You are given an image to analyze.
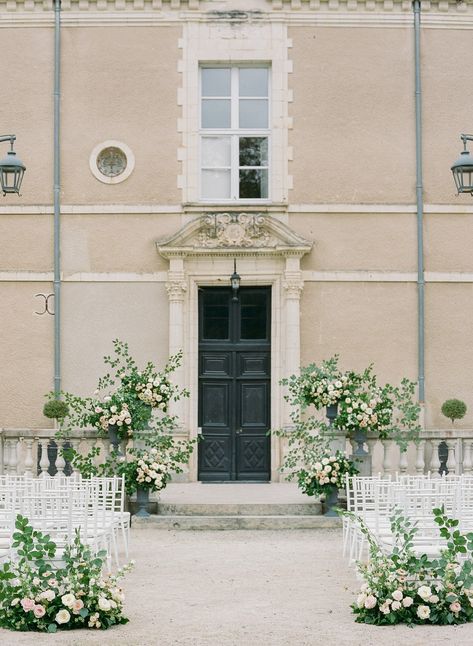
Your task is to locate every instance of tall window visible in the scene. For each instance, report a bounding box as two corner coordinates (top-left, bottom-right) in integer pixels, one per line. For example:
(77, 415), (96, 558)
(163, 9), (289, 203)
(200, 66), (270, 201)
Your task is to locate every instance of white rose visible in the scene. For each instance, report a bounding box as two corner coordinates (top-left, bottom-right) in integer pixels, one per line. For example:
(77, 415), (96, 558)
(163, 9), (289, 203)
(417, 605), (430, 620)
(322, 458), (329, 465)
(55, 609), (71, 624)
(98, 597), (111, 612)
(417, 585), (432, 601)
(402, 596), (414, 608)
(40, 590), (55, 602)
(392, 590), (403, 601)
(364, 595), (377, 609)
(110, 405), (117, 413)
(357, 593), (367, 608)
(429, 595), (439, 604)
(324, 465), (332, 473)
(346, 398), (351, 404)
(61, 593), (76, 608)
(391, 600), (402, 611)
(314, 462), (322, 470)
(379, 602), (391, 615)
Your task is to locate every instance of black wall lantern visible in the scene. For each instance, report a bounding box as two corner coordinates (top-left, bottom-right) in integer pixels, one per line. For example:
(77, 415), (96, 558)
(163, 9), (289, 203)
(451, 134), (473, 195)
(230, 259), (241, 301)
(0, 135), (26, 196)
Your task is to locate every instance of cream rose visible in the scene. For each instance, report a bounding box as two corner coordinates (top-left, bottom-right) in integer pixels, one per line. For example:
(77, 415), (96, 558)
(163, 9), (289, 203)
(55, 609), (71, 624)
(392, 590), (403, 602)
(364, 595), (377, 609)
(417, 605), (430, 620)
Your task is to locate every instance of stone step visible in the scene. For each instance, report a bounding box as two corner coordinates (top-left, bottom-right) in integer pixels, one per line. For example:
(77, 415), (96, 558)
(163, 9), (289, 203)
(157, 502), (322, 516)
(132, 515), (341, 531)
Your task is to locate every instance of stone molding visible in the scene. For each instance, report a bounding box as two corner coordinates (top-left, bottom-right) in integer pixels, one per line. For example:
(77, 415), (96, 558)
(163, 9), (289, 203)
(156, 213), (313, 259)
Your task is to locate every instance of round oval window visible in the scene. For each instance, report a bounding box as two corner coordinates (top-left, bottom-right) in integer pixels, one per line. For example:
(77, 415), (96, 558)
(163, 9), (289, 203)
(96, 146), (127, 178)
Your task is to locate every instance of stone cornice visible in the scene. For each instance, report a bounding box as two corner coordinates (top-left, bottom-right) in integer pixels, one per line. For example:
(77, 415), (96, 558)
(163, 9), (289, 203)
(1, 0), (473, 25)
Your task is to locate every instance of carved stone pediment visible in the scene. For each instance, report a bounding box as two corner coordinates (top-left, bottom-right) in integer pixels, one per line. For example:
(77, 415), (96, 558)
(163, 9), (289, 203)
(157, 213), (312, 258)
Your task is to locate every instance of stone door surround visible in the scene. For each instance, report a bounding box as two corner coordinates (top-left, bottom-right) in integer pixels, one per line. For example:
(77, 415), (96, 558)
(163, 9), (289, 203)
(157, 212), (312, 482)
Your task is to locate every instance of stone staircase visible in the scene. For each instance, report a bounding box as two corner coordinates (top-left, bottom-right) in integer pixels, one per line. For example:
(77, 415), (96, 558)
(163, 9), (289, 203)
(132, 483), (342, 530)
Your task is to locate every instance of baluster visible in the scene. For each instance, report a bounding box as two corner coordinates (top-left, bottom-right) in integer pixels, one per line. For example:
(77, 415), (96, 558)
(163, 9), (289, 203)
(3, 439), (11, 474)
(463, 439), (473, 475)
(39, 439), (50, 476)
(0, 433), (4, 475)
(69, 439), (80, 475)
(399, 449), (408, 474)
(23, 438), (34, 477)
(366, 437), (378, 471)
(429, 439), (442, 477)
(56, 440), (66, 476)
(8, 439), (19, 474)
(415, 439), (426, 475)
(381, 439), (393, 476)
(446, 440), (457, 475)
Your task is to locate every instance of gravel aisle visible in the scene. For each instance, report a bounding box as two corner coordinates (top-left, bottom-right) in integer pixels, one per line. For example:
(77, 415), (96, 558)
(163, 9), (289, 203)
(1, 528), (473, 646)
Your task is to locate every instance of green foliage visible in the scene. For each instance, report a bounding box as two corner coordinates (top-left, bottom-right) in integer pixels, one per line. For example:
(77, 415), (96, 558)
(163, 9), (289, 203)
(441, 399), (467, 424)
(0, 515), (132, 632)
(49, 339), (189, 441)
(42, 399), (69, 421)
(280, 356), (421, 450)
(63, 434), (195, 497)
(347, 507), (473, 626)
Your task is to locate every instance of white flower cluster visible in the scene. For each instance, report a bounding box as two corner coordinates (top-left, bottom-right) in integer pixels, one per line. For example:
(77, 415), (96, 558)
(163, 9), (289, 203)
(299, 372), (354, 409)
(135, 376), (171, 410)
(307, 456), (345, 489)
(95, 402), (132, 434)
(342, 393), (385, 431)
(136, 447), (172, 491)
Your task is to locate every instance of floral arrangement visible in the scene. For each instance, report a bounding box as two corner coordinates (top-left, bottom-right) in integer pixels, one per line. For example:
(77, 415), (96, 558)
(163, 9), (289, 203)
(349, 506), (473, 625)
(281, 356), (421, 450)
(64, 434), (195, 497)
(281, 356), (361, 410)
(47, 340), (188, 441)
(0, 515), (133, 633)
(297, 451), (358, 497)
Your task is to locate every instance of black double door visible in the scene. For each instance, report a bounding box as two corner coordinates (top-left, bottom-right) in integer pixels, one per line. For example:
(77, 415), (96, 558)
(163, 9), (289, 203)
(198, 287), (271, 481)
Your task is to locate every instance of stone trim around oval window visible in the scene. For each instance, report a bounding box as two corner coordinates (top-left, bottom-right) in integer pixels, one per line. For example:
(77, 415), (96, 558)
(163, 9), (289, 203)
(89, 140), (135, 184)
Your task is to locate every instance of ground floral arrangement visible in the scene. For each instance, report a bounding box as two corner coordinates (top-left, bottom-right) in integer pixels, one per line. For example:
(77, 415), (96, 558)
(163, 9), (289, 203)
(0, 515), (133, 633)
(349, 507), (473, 625)
(297, 451), (357, 497)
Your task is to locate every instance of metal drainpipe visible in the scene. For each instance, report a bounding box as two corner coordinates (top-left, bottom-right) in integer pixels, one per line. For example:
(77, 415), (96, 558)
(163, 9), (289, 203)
(414, 0), (425, 404)
(53, 0), (61, 396)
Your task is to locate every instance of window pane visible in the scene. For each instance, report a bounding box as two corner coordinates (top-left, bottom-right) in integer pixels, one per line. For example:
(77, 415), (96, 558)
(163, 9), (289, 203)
(202, 99), (231, 128)
(239, 99), (268, 128)
(202, 169), (231, 199)
(202, 68), (231, 97)
(203, 291), (229, 340)
(202, 137), (231, 167)
(240, 291), (268, 340)
(239, 137), (268, 167)
(239, 68), (268, 97)
(239, 169), (268, 199)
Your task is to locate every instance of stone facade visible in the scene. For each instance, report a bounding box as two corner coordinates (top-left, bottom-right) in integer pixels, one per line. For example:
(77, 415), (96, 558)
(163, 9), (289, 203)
(1, 0), (473, 480)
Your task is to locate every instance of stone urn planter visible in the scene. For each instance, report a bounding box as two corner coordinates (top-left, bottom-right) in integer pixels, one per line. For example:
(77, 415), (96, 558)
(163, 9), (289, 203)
(325, 403), (339, 426)
(108, 424), (123, 456)
(135, 486), (151, 518)
(323, 486), (339, 517)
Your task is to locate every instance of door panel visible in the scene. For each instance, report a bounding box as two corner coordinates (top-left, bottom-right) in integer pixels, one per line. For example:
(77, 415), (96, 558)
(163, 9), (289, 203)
(198, 287), (271, 481)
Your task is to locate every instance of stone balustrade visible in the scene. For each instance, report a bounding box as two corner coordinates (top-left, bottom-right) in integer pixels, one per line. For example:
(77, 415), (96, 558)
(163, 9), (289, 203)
(0, 428), (108, 477)
(362, 429), (473, 477)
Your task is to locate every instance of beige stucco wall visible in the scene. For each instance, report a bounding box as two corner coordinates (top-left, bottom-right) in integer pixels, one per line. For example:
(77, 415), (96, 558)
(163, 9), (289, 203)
(425, 283), (473, 428)
(288, 26), (415, 204)
(61, 213), (180, 274)
(0, 282), (53, 428)
(0, 26), (181, 208)
(300, 281), (417, 384)
(0, 214), (53, 271)
(422, 29), (473, 205)
(290, 213), (417, 272)
(61, 282), (169, 397)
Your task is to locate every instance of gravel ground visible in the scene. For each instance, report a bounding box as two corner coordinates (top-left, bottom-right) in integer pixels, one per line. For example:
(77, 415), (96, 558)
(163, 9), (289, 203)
(2, 528), (473, 646)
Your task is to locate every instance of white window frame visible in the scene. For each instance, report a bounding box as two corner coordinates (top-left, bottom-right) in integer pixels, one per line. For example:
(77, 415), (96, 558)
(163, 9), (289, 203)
(199, 64), (271, 204)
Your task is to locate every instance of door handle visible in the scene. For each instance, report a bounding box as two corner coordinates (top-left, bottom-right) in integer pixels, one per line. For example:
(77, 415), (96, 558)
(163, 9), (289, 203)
(235, 428), (242, 434)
